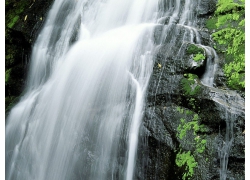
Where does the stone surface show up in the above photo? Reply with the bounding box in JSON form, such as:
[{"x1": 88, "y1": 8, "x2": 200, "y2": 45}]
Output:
[
  {"x1": 137, "y1": 0, "x2": 245, "y2": 179},
  {"x1": 5, "y1": 0, "x2": 54, "y2": 112}
]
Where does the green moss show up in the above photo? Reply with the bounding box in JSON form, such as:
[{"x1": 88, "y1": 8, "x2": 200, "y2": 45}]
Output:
[
  {"x1": 7, "y1": 16, "x2": 19, "y2": 28},
  {"x1": 195, "y1": 139, "x2": 207, "y2": 153},
  {"x1": 209, "y1": 0, "x2": 245, "y2": 90},
  {"x1": 5, "y1": 69, "x2": 11, "y2": 83},
  {"x1": 193, "y1": 53, "x2": 205, "y2": 62},
  {"x1": 186, "y1": 44, "x2": 206, "y2": 62},
  {"x1": 206, "y1": 17, "x2": 218, "y2": 29},
  {"x1": 177, "y1": 106, "x2": 184, "y2": 114},
  {"x1": 186, "y1": 44, "x2": 204, "y2": 55},
  {"x1": 215, "y1": 0, "x2": 244, "y2": 15},
  {"x1": 181, "y1": 74, "x2": 200, "y2": 97},
  {"x1": 6, "y1": 0, "x2": 11, "y2": 6},
  {"x1": 6, "y1": 0, "x2": 30, "y2": 29},
  {"x1": 188, "y1": 98, "x2": 195, "y2": 110}
]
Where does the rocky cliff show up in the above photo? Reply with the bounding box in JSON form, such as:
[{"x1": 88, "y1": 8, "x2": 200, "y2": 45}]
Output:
[{"x1": 136, "y1": 0, "x2": 245, "y2": 179}]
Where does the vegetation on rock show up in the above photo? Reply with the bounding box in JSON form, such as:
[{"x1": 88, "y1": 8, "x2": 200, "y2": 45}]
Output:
[
  {"x1": 186, "y1": 44, "x2": 205, "y2": 62},
  {"x1": 186, "y1": 44, "x2": 204, "y2": 55},
  {"x1": 193, "y1": 53, "x2": 205, "y2": 62},
  {"x1": 176, "y1": 150, "x2": 197, "y2": 180},
  {"x1": 5, "y1": 0, "x2": 51, "y2": 112},
  {"x1": 181, "y1": 73, "x2": 201, "y2": 97},
  {"x1": 175, "y1": 107, "x2": 208, "y2": 180},
  {"x1": 6, "y1": 0, "x2": 29, "y2": 28},
  {"x1": 209, "y1": 0, "x2": 245, "y2": 90}
]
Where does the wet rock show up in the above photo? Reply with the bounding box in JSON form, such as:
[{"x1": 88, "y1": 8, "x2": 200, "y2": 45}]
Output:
[
  {"x1": 141, "y1": 2, "x2": 245, "y2": 178},
  {"x1": 196, "y1": 86, "x2": 245, "y2": 127},
  {"x1": 198, "y1": 31, "x2": 211, "y2": 46},
  {"x1": 198, "y1": 0, "x2": 217, "y2": 16},
  {"x1": 7, "y1": 0, "x2": 54, "y2": 43},
  {"x1": 5, "y1": 0, "x2": 54, "y2": 112},
  {"x1": 157, "y1": 16, "x2": 171, "y2": 25}
]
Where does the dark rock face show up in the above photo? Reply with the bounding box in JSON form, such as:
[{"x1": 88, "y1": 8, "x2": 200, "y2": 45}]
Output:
[
  {"x1": 136, "y1": 0, "x2": 245, "y2": 179},
  {"x1": 198, "y1": 0, "x2": 217, "y2": 16},
  {"x1": 5, "y1": 0, "x2": 54, "y2": 112}
]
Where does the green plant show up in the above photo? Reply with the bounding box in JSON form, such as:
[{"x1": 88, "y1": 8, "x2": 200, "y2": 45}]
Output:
[
  {"x1": 181, "y1": 74, "x2": 200, "y2": 97},
  {"x1": 6, "y1": 0, "x2": 30, "y2": 29},
  {"x1": 176, "y1": 150, "x2": 197, "y2": 180},
  {"x1": 210, "y1": 0, "x2": 245, "y2": 90},
  {"x1": 177, "y1": 113, "x2": 206, "y2": 140},
  {"x1": 193, "y1": 53, "x2": 205, "y2": 62},
  {"x1": 7, "y1": 16, "x2": 19, "y2": 28},
  {"x1": 206, "y1": 17, "x2": 218, "y2": 29},
  {"x1": 195, "y1": 137, "x2": 207, "y2": 153},
  {"x1": 175, "y1": 109, "x2": 208, "y2": 179},
  {"x1": 186, "y1": 44, "x2": 204, "y2": 55},
  {"x1": 5, "y1": 69, "x2": 11, "y2": 83},
  {"x1": 177, "y1": 106, "x2": 184, "y2": 114}
]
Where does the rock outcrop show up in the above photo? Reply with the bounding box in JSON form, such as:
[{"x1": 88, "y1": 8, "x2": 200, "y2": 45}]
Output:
[{"x1": 136, "y1": 0, "x2": 245, "y2": 179}]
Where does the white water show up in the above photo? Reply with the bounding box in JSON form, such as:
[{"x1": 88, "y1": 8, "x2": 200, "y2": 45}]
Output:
[
  {"x1": 6, "y1": 0, "x2": 218, "y2": 179},
  {"x1": 219, "y1": 110, "x2": 235, "y2": 180},
  {"x1": 6, "y1": 0, "x2": 158, "y2": 179}
]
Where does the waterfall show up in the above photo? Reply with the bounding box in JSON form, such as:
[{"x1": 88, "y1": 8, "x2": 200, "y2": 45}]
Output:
[
  {"x1": 6, "y1": 0, "x2": 218, "y2": 180},
  {"x1": 6, "y1": 0, "x2": 158, "y2": 179},
  {"x1": 219, "y1": 110, "x2": 235, "y2": 180}
]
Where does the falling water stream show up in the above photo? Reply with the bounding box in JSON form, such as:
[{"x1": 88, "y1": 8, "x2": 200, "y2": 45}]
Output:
[
  {"x1": 6, "y1": 0, "x2": 158, "y2": 179},
  {"x1": 218, "y1": 109, "x2": 235, "y2": 180},
  {"x1": 6, "y1": 0, "x2": 219, "y2": 180}
]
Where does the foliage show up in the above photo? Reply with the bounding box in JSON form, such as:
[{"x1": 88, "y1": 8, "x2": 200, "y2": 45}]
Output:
[
  {"x1": 193, "y1": 53, "x2": 205, "y2": 62},
  {"x1": 177, "y1": 106, "x2": 185, "y2": 114},
  {"x1": 181, "y1": 74, "x2": 200, "y2": 97},
  {"x1": 8, "y1": 16, "x2": 20, "y2": 28},
  {"x1": 186, "y1": 44, "x2": 204, "y2": 55},
  {"x1": 206, "y1": 17, "x2": 218, "y2": 29},
  {"x1": 186, "y1": 43, "x2": 206, "y2": 63},
  {"x1": 175, "y1": 108, "x2": 208, "y2": 180},
  {"x1": 195, "y1": 138, "x2": 207, "y2": 153},
  {"x1": 5, "y1": 69, "x2": 11, "y2": 83},
  {"x1": 177, "y1": 113, "x2": 206, "y2": 141},
  {"x1": 211, "y1": 0, "x2": 245, "y2": 90},
  {"x1": 6, "y1": 0, "x2": 29, "y2": 28},
  {"x1": 176, "y1": 150, "x2": 197, "y2": 180}
]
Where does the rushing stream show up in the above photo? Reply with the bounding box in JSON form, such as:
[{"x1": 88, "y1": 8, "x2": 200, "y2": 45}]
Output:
[{"x1": 6, "y1": 0, "x2": 219, "y2": 179}]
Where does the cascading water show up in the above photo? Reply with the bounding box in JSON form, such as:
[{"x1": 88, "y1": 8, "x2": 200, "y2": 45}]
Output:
[
  {"x1": 6, "y1": 0, "x2": 219, "y2": 180},
  {"x1": 218, "y1": 109, "x2": 235, "y2": 180},
  {"x1": 6, "y1": 0, "x2": 159, "y2": 179}
]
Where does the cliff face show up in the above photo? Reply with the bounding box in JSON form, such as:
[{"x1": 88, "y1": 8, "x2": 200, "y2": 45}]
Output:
[
  {"x1": 136, "y1": 0, "x2": 245, "y2": 179},
  {"x1": 5, "y1": 0, "x2": 54, "y2": 112},
  {"x1": 6, "y1": 0, "x2": 245, "y2": 179}
]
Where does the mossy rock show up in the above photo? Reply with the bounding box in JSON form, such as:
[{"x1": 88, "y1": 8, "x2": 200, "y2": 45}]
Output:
[
  {"x1": 6, "y1": 0, "x2": 30, "y2": 29},
  {"x1": 181, "y1": 73, "x2": 201, "y2": 97},
  {"x1": 186, "y1": 44, "x2": 206, "y2": 66},
  {"x1": 186, "y1": 44, "x2": 204, "y2": 56},
  {"x1": 206, "y1": 17, "x2": 218, "y2": 30}
]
